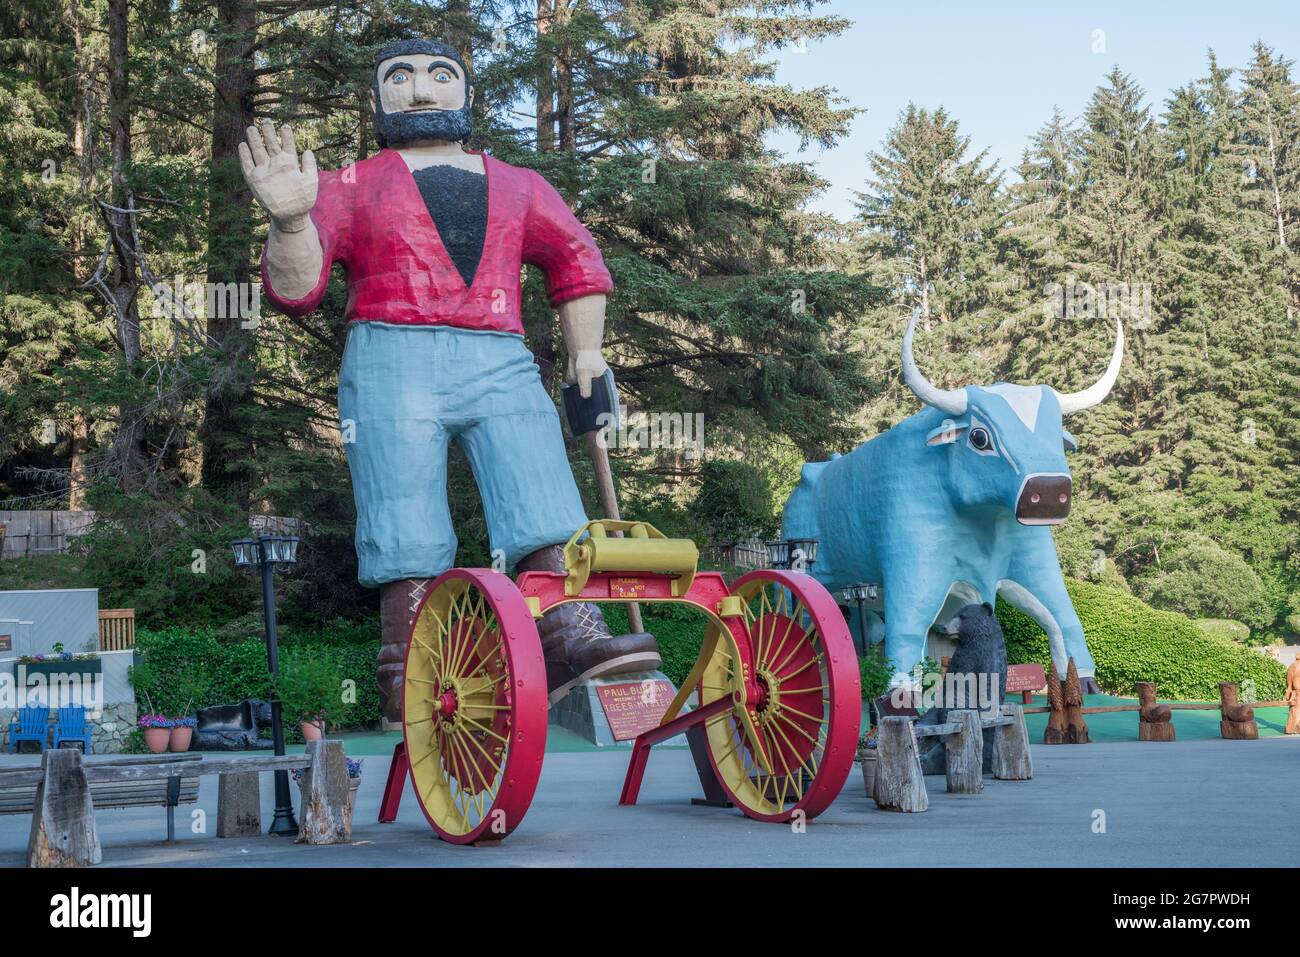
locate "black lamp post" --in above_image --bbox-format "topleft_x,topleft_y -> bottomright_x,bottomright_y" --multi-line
841,582 -> 879,655
765,539 -> 791,570
231,533 -> 300,836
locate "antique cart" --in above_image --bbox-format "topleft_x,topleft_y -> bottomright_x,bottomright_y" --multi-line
378,520 -> 861,844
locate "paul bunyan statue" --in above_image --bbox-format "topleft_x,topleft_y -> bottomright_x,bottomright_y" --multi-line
241,38 -> 658,720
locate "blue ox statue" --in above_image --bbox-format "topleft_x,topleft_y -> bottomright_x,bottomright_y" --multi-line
781,315 -> 1124,692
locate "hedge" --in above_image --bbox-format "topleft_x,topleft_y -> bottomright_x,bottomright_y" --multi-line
997,580 -> 1287,701
132,621 -> 383,740
1194,619 -> 1251,643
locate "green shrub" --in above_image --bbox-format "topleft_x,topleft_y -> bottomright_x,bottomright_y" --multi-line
1194,619 -> 1250,643
131,619 -> 383,732
998,580 -> 1287,700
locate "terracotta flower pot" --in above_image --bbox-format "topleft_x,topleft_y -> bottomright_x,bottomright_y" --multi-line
859,750 -> 879,803
300,720 -> 324,741
143,728 -> 171,754
345,776 -> 361,823
168,726 -> 193,752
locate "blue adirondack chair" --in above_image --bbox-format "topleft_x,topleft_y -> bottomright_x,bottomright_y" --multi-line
52,706 -> 93,753
7,706 -> 50,753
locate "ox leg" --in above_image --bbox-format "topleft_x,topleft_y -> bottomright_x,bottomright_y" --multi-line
1000,556 -> 1097,692
883,572 -> 949,689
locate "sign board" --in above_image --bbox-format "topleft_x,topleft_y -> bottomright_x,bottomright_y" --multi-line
595,679 -> 675,741
1005,663 -> 1047,694
0,634 -> 9,652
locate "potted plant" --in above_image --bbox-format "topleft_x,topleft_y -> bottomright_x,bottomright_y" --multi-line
857,725 -> 880,802
345,758 -> 363,821
277,658 -> 340,741
138,714 -> 174,753
168,715 -> 197,752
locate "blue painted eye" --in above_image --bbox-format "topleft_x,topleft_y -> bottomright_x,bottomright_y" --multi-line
391,72 -> 408,84
434,69 -> 452,82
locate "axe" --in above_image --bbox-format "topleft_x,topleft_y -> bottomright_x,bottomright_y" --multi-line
561,368 -> 644,634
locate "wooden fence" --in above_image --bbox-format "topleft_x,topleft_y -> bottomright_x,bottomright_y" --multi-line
97,609 -> 136,651
0,510 -> 96,558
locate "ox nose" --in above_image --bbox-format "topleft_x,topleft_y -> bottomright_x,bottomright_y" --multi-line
1016,474 -> 1071,525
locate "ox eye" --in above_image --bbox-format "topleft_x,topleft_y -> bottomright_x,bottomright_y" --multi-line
969,428 -> 993,452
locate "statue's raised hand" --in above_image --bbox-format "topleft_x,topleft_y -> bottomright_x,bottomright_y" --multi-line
238,120 -> 317,231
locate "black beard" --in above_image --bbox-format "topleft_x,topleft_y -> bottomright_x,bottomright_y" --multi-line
374,103 -> 473,149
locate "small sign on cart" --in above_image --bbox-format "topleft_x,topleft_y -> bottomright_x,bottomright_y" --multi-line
596,679 -> 675,741
609,577 -> 647,598
0,634 -> 10,652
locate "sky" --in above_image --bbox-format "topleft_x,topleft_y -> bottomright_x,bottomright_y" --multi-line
766,0 -> 1299,220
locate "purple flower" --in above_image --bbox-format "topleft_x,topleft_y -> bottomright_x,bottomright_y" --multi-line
137,714 -> 174,729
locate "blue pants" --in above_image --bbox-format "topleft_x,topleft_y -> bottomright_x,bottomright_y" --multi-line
338,322 -> 589,587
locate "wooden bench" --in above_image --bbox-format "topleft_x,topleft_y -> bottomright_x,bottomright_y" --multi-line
873,704 -> 1032,812
0,741 -> 352,866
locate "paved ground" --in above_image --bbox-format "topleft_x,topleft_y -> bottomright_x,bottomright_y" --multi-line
2,736 -> 1297,867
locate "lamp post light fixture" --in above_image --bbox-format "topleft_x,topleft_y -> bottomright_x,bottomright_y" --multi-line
230,534 -> 301,836
765,539 -> 791,570
785,538 -> 818,572
841,582 -> 880,656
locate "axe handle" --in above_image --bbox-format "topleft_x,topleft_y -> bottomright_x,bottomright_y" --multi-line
583,430 -> 644,634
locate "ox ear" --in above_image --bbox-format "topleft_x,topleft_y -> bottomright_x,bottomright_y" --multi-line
926,417 -> 969,446
1062,429 -> 1079,453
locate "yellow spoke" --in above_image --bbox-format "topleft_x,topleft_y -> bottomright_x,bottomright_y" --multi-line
770,711 -> 821,748
458,724 -> 508,778
778,702 -> 826,725
778,655 -> 823,681
767,718 -> 816,781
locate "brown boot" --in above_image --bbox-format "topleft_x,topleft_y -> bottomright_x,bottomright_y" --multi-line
516,545 -> 660,703
378,578 -> 431,723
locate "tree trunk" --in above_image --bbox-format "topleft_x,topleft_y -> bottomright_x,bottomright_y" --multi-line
105,0 -> 149,488
874,717 -> 928,812
200,0 -> 258,505
943,710 -> 983,794
536,0 -> 555,152
554,0 -> 576,153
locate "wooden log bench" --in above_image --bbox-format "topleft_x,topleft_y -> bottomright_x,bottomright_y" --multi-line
873,704 -> 1032,812
0,740 -> 352,866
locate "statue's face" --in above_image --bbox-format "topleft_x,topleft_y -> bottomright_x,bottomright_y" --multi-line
372,51 -> 474,148
376,52 -> 470,114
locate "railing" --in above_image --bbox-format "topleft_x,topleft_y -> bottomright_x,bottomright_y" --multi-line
98,609 -> 136,651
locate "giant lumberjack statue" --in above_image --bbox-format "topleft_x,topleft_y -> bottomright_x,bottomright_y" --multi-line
242,38 -> 659,720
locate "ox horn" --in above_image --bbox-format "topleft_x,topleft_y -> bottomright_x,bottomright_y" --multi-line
1054,320 -> 1124,415
901,313 -> 967,416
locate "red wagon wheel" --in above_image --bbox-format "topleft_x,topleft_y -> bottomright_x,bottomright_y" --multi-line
698,569 -> 860,822
401,568 -> 548,844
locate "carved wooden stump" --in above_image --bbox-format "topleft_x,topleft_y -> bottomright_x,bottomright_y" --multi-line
217,771 -> 262,838
1063,659 -> 1092,744
992,704 -> 1033,780
27,747 -> 101,868
944,710 -> 983,794
1218,682 -> 1258,740
874,717 -> 928,812
1043,665 -> 1069,744
1136,682 -> 1175,742
296,740 -> 351,844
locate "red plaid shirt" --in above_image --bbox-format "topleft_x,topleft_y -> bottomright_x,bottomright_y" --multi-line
262,149 -> 613,334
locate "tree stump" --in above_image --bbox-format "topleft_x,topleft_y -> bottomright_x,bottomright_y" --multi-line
1063,659 -> 1091,744
27,747 -> 101,868
992,704 -> 1033,780
217,771 -> 262,837
1136,682 -> 1175,742
296,740 -> 351,844
1218,682 -> 1258,740
943,710 -> 983,794
875,717 -> 928,812
1043,665 -> 1069,744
